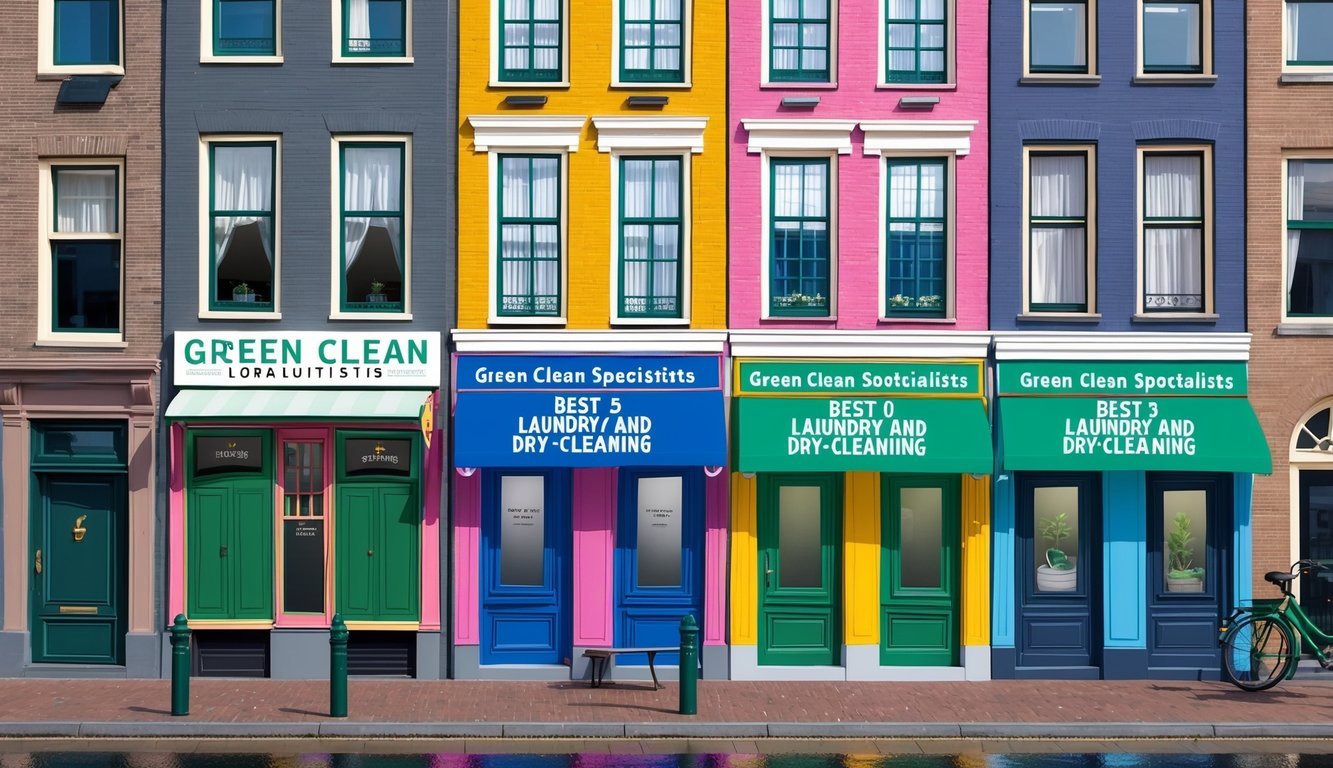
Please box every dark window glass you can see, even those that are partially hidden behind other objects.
[769,158,831,317]
[1029,1,1087,73]
[345,0,405,55]
[345,438,412,476]
[1287,160,1333,317]
[1143,1,1201,72]
[54,0,119,66]
[216,0,275,55]
[887,159,947,317]
[341,144,405,312]
[211,144,276,310]
[195,436,265,476]
[54,242,120,332]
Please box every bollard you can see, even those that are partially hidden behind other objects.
[330,613,348,717]
[678,614,698,716]
[168,614,191,716]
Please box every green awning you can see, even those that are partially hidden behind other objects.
[166,389,430,421]
[999,397,1272,473]
[736,397,992,474]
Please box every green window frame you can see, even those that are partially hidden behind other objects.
[1027,150,1089,313]
[1286,1,1333,67]
[1141,151,1204,313]
[1028,0,1090,74]
[1141,0,1202,74]
[1286,159,1333,318]
[619,0,684,83]
[339,142,406,313]
[499,0,563,82]
[769,158,831,317]
[498,154,563,317]
[886,158,947,318]
[769,0,830,82]
[618,156,683,318]
[885,0,946,84]
[213,0,276,56]
[342,0,406,57]
[209,141,276,312]
[50,165,122,335]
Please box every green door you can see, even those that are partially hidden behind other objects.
[30,474,127,664]
[335,433,420,622]
[880,474,959,667]
[758,473,842,666]
[186,431,274,620]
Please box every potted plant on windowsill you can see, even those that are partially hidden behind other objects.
[367,280,387,303]
[1036,510,1077,592]
[1166,511,1204,592]
[231,282,255,303]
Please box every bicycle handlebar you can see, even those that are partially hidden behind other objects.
[1292,559,1329,575]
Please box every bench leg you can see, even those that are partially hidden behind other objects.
[589,657,604,688]
[647,651,660,690]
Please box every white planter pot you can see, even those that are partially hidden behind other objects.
[1166,575,1203,593]
[1036,563,1078,592]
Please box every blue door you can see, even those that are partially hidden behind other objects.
[1146,472,1228,678]
[614,467,704,666]
[481,469,571,665]
[1016,472,1101,677]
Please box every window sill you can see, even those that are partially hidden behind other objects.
[1016,312,1102,323]
[1019,74,1101,85]
[611,317,692,326]
[876,82,957,91]
[1133,73,1217,85]
[34,337,128,349]
[879,316,956,324]
[201,55,284,65]
[328,311,414,321]
[1277,321,1333,336]
[38,65,124,80]
[1281,72,1333,84]
[199,310,283,321]
[1132,312,1218,323]
[611,81,693,89]
[488,316,567,326]
[333,55,414,65]
[760,314,837,322]
[490,80,571,89]
[760,81,839,90]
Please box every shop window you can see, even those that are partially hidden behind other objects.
[1141,0,1205,75]
[1025,147,1094,314]
[498,154,563,317]
[898,487,943,588]
[619,0,684,83]
[1287,159,1333,318]
[618,157,683,319]
[337,139,409,315]
[886,158,947,318]
[1034,485,1080,593]
[769,158,831,317]
[44,162,123,341]
[341,0,406,56]
[32,422,126,465]
[1296,404,1333,452]
[768,0,831,82]
[53,0,120,66]
[499,0,563,82]
[214,0,276,56]
[636,475,683,588]
[1027,0,1092,75]
[208,141,277,313]
[1286,1,1333,68]
[1140,149,1210,314]
[884,0,946,84]
[1162,489,1206,593]
[281,439,326,614]
[778,485,822,588]
[500,475,546,586]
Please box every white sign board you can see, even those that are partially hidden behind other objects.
[174,332,441,388]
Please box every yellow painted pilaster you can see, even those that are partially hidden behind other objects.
[961,474,991,646]
[729,472,758,646]
[844,472,880,646]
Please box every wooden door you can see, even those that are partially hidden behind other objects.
[758,473,841,666]
[881,474,959,667]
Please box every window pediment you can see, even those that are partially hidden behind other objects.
[467,116,586,152]
[859,120,978,156]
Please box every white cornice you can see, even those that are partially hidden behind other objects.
[591,117,708,153]
[992,332,1252,361]
[451,329,728,353]
[728,330,990,359]
[859,120,978,156]
[466,116,586,152]
[741,119,858,155]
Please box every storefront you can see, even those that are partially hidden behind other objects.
[728,333,994,681]
[165,331,443,678]
[991,335,1272,680]
[451,334,729,682]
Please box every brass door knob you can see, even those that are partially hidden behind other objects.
[367,549,374,557]
[34,549,42,574]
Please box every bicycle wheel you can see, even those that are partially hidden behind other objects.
[1221,614,1296,691]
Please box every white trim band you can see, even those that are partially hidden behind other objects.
[729,330,991,359]
[859,120,979,156]
[741,119,858,155]
[451,329,728,353]
[467,116,586,152]
[993,332,1252,361]
[591,117,708,154]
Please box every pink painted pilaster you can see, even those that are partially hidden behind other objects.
[452,470,481,645]
[704,469,729,645]
[419,421,442,631]
[168,422,185,618]
[572,467,616,647]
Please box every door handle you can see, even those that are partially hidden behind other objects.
[367,549,374,557]
[219,545,228,558]
[34,549,41,574]
[73,515,87,542]
[764,553,773,588]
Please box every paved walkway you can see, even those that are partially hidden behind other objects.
[1,677,1333,739]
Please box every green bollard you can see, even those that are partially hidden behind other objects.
[330,613,348,718]
[168,614,191,716]
[678,614,698,716]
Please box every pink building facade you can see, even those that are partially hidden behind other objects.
[727,0,993,681]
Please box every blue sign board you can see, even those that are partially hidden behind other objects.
[454,355,726,468]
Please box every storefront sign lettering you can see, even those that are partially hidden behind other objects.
[737,360,982,396]
[193,435,263,475]
[997,362,1247,396]
[456,355,720,391]
[345,438,412,476]
[173,332,441,387]
[1061,400,1197,457]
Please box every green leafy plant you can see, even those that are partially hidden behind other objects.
[1167,511,1204,579]
[232,281,251,295]
[1040,511,1074,571]
[370,279,386,295]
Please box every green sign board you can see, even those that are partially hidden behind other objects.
[997,362,1247,397]
[737,360,983,396]
[999,397,1271,473]
[736,397,992,473]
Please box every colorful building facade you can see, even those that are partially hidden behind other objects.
[727,0,992,679]
[454,0,729,680]
[988,2,1269,679]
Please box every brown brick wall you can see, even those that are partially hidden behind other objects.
[0,0,161,360]
[1248,3,1333,590]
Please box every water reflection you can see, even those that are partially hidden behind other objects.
[8,756,1333,768]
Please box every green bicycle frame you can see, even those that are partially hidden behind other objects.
[1250,596,1333,677]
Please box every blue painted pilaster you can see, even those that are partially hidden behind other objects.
[1104,473,1147,647]
[1233,473,1252,610]
[992,474,1015,648]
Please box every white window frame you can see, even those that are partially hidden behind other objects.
[329,134,413,320]
[876,0,957,89]
[593,117,706,324]
[38,158,127,346]
[1284,0,1333,78]
[469,116,585,324]
[611,0,693,88]
[1020,144,1098,317]
[201,0,284,64]
[1021,0,1099,81]
[1135,144,1213,318]
[198,135,283,320]
[1135,0,1213,80]
[1282,152,1333,324]
[330,0,414,64]
[38,0,125,78]
[760,0,838,87]
[490,0,571,87]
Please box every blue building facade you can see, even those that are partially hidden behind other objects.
[987,1,1271,679]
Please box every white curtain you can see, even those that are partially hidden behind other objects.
[533,0,559,70]
[501,157,559,311]
[1143,155,1202,309]
[622,160,680,308]
[347,0,371,49]
[1029,155,1085,306]
[1289,161,1305,295]
[343,147,402,272]
[56,168,116,233]
[213,145,273,268]
[1288,2,1301,61]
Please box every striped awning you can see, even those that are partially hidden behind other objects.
[165,389,431,421]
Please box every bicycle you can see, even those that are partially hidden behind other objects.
[1218,559,1333,691]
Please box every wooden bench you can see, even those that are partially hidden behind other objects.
[582,647,676,689]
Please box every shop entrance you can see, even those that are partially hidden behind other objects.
[335,433,420,623]
[1300,470,1333,631]
[1146,473,1227,677]
[29,423,128,665]
[880,474,959,666]
[614,468,704,666]
[1016,472,1101,676]
[481,470,571,665]
[758,473,842,666]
